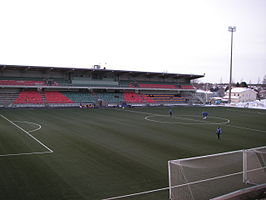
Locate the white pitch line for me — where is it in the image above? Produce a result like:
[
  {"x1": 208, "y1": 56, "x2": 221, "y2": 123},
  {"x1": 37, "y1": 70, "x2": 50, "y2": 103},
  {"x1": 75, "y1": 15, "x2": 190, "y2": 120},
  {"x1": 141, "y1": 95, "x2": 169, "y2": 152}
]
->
[
  {"x1": 121, "y1": 109, "x2": 155, "y2": 115},
  {"x1": 123, "y1": 109, "x2": 230, "y2": 125},
  {"x1": 226, "y1": 109, "x2": 266, "y2": 115},
  {"x1": 13, "y1": 121, "x2": 42, "y2": 133},
  {"x1": 103, "y1": 168, "x2": 249, "y2": 200},
  {"x1": 0, "y1": 151, "x2": 52, "y2": 157},
  {"x1": 0, "y1": 114, "x2": 53, "y2": 153},
  {"x1": 123, "y1": 109, "x2": 266, "y2": 131},
  {"x1": 226, "y1": 124, "x2": 266, "y2": 133},
  {"x1": 145, "y1": 114, "x2": 230, "y2": 125},
  {"x1": 102, "y1": 186, "x2": 169, "y2": 200}
]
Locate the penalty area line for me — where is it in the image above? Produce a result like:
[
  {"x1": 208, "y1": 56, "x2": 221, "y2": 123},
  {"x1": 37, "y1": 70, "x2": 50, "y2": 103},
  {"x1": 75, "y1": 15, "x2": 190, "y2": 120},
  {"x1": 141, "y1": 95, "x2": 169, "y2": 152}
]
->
[{"x1": 0, "y1": 114, "x2": 53, "y2": 153}]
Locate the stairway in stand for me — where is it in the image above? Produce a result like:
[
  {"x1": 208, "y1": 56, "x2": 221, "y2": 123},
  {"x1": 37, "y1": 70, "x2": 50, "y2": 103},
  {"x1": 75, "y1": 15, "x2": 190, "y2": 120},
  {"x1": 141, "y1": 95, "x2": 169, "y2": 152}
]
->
[{"x1": 40, "y1": 91, "x2": 47, "y2": 105}]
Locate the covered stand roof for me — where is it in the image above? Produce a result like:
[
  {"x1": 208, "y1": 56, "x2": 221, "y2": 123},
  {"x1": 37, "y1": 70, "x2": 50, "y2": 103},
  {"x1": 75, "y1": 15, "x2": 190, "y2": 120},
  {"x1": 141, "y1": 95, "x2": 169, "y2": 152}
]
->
[{"x1": 0, "y1": 64, "x2": 204, "y2": 80}]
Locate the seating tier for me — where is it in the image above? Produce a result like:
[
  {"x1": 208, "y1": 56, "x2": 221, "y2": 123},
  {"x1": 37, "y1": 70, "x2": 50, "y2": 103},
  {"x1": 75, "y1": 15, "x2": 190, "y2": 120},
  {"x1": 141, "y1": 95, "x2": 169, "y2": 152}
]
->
[
  {"x1": 139, "y1": 83, "x2": 177, "y2": 89},
  {"x1": 0, "y1": 80, "x2": 46, "y2": 86},
  {"x1": 14, "y1": 91, "x2": 43, "y2": 104},
  {"x1": 45, "y1": 91, "x2": 73, "y2": 103}
]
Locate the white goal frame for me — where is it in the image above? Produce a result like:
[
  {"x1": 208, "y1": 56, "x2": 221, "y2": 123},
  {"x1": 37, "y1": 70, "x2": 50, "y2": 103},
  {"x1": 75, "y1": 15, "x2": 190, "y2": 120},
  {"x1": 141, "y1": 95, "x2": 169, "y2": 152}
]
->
[
  {"x1": 243, "y1": 146, "x2": 266, "y2": 185},
  {"x1": 168, "y1": 146, "x2": 266, "y2": 200}
]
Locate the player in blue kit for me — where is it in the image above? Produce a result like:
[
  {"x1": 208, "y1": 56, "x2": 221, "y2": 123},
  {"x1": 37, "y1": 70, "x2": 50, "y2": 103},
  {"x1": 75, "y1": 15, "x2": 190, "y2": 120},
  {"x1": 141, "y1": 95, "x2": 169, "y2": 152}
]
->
[
  {"x1": 202, "y1": 111, "x2": 208, "y2": 119},
  {"x1": 216, "y1": 126, "x2": 222, "y2": 140}
]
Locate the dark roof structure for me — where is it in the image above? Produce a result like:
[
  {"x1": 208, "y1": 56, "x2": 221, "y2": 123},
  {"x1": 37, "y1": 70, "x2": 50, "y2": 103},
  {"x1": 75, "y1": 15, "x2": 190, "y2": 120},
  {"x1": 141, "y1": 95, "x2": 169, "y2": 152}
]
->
[{"x1": 0, "y1": 64, "x2": 204, "y2": 80}]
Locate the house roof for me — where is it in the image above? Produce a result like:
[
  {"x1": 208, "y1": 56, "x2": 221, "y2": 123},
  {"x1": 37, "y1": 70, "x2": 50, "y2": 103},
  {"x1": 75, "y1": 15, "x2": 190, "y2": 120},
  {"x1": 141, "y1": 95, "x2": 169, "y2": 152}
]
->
[
  {"x1": 223, "y1": 96, "x2": 239, "y2": 99},
  {"x1": 231, "y1": 87, "x2": 253, "y2": 93}
]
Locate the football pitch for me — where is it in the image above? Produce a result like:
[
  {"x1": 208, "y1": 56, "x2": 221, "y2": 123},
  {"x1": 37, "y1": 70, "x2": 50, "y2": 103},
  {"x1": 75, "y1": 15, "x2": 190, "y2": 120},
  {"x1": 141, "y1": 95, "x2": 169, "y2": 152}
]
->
[{"x1": 0, "y1": 106, "x2": 265, "y2": 200}]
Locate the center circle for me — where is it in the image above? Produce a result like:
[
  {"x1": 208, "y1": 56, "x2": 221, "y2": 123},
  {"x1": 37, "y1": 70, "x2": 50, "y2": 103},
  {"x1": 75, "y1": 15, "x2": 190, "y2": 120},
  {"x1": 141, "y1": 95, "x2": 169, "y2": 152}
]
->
[{"x1": 144, "y1": 114, "x2": 230, "y2": 125}]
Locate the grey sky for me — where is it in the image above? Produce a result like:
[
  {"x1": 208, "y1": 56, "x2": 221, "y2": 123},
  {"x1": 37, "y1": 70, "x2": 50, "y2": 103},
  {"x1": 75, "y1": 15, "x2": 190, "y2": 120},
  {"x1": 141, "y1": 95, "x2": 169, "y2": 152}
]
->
[{"x1": 0, "y1": 0, "x2": 265, "y2": 83}]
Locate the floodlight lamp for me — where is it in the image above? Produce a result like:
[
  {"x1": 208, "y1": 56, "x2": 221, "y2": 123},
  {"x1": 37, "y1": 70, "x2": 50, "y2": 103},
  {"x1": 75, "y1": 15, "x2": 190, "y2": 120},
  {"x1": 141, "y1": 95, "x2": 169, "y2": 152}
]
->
[{"x1": 228, "y1": 26, "x2": 236, "y2": 32}]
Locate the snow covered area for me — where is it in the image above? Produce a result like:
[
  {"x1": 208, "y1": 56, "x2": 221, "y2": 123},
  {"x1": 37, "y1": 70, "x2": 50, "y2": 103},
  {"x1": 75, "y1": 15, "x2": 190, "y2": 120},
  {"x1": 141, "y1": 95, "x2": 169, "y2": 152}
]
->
[
  {"x1": 226, "y1": 99, "x2": 266, "y2": 110},
  {"x1": 196, "y1": 89, "x2": 213, "y2": 94},
  {"x1": 230, "y1": 87, "x2": 252, "y2": 93}
]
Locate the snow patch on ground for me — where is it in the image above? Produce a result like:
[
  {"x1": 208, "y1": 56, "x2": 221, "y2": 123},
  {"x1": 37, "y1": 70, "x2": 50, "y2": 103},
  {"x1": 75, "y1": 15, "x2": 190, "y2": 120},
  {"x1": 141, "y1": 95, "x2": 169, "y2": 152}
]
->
[{"x1": 226, "y1": 99, "x2": 266, "y2": 110}]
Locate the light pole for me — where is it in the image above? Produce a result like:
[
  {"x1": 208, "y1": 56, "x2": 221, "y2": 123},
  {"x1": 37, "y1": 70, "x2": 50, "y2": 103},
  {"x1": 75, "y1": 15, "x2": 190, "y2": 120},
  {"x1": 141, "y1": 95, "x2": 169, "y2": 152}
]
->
[{"x1": 228, "y1": 26, "x2": 236, "y2": 104}]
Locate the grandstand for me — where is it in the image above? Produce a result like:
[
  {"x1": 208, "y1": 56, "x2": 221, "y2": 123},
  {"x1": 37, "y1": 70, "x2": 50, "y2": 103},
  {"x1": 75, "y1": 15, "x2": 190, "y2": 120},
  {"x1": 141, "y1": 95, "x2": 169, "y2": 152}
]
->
[
  {"x1": 0, "y1": 64, "x2": 266, "y2": 200},
  {"x1": 0, "y1": 64, "x2": 203, "y2": 108}
]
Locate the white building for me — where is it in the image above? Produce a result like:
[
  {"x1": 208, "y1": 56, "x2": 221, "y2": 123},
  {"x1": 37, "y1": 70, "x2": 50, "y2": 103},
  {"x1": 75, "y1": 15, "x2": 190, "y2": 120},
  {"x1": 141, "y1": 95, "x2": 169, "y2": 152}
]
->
[
  {"x1": 195, "y1": 89, "x2": 214, "y2": 104},
  {"x1": 223, "y1": 87, "x2": 257, "y2": 103}
]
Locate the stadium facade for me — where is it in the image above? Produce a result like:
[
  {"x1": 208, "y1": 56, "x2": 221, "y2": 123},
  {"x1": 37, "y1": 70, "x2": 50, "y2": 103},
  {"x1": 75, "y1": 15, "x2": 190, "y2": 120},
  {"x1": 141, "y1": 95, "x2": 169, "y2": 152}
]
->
[{"x1": 0, "y1": 64, "x2": 204, "y2": 108}]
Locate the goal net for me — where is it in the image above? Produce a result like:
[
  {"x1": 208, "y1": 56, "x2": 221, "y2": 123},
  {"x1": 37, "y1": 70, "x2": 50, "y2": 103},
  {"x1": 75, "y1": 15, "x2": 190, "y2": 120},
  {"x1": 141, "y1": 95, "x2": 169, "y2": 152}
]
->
[
  {"x1": 243, "y1": 146, "x2": 266, "y2": 185},
  {"x1": 168, "y1": 146, "x2": 266, "y2": 200}
]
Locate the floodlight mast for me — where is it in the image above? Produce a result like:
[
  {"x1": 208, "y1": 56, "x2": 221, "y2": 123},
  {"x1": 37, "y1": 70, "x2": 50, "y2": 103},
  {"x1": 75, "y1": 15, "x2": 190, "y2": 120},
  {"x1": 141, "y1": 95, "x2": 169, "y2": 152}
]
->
[{"x1": 228, "y1": 26, "x2": 236, "y2": 104}]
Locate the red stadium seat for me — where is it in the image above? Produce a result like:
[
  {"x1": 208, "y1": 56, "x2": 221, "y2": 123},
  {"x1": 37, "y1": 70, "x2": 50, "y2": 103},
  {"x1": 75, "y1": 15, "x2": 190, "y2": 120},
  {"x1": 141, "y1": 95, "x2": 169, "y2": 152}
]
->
[
  {"x1": 139, "y1": 84, "x2": 177, "y2": 89},
  {"x1": 180, "y1": 85, "x2": 195, "y2": 89},
  {"x1": 14, "y1": 91, "x2": 43, "y2": 104},
  {"x1": 45, "y1": 91, "x2": 73, "y2": 103},
  {"x1": 0, "y1": 80, "x2": 46, "y2": 86},
  {"x1": 124, "y1": 92, "x2": 155, "y2": 103}
]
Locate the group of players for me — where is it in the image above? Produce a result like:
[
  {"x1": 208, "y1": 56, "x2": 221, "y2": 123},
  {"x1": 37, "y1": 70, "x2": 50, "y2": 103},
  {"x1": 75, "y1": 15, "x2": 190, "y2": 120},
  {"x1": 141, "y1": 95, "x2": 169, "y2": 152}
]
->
[{"x1": 168, "y1": 109, "x2": 222, "y2": 140}]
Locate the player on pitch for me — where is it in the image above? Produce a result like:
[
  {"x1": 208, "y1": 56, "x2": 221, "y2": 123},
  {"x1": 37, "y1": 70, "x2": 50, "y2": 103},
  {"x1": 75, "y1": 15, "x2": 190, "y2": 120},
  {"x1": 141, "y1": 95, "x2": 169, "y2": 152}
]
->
[
  {"x1": 202, "y1": 111, "x2": 208, "y2": 119},
  {"x1": 216, "y1": 126, "x2": 222, "y2": 140},
  {"x1": 169, "y1": 109, "x2": 173, "y2": 117}
]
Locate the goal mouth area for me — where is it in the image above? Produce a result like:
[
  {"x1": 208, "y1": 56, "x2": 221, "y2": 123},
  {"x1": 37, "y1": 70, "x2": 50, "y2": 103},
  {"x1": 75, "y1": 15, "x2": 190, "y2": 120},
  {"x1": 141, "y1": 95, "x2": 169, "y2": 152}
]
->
[
  {"x1": 243, "y1": 147, "x2": 266, "y2": 186},
  {"x1": 168, "y1": 146, "x2": 266, "y2": 200}
]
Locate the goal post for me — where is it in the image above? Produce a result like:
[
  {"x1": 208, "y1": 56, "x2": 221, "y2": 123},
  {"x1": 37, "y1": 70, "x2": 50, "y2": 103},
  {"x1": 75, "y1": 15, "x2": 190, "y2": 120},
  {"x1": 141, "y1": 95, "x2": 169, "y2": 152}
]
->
[
  {"x1": 168, "y1": 146, "x2": 266, "y2": 200},
  {"x1": 168, "y1": 159, "x2": 196, "y2": 200},
  {"x1": 243, "y1": 146, "x2": 266, "y2": 185}
]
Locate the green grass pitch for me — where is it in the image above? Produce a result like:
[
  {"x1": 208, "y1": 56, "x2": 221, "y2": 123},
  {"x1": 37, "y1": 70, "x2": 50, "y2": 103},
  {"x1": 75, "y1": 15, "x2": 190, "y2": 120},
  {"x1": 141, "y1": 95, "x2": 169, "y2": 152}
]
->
[{"x1": 0, "y1": 106, "x2": 265, "y2": 200}]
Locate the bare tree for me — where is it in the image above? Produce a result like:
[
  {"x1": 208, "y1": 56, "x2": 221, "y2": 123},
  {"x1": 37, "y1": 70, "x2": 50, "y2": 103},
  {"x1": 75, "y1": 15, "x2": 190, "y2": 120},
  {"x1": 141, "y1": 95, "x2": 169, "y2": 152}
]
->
[
  {"x1": 257, "y1": 77, "x2": 261, "y2": 84},
  {"x1": 263, "y1": 74, "x2": 266, "y2": 84}
]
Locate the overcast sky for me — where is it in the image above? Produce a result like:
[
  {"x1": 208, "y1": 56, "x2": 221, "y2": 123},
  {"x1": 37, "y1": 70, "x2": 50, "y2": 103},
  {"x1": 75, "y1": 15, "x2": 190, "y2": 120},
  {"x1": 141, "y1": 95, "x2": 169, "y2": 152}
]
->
[{"x1": 0, "y1": 0, "x2": 265, "y2": 83}]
